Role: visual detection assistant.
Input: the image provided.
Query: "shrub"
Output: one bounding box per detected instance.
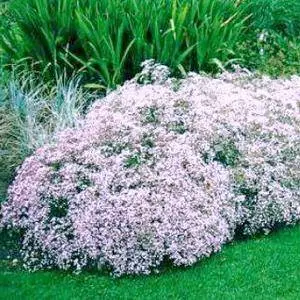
[237,0,300,76]
[241,0,300,37]
[237,30,300,76]
[0,0,247,87]
[1,62,300,276]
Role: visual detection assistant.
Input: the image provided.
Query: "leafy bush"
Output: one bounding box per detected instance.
[1,62,299,275]
[241,0,300,37]
[0,0,247,87]
[237,30,300,76]
[237,0,300,76]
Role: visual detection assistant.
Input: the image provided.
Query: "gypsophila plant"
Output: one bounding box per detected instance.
[1,62,299,276]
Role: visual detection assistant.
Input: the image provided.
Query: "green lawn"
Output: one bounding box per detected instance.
[0,225,299,300]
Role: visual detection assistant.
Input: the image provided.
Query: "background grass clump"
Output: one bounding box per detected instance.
[0,0,248,87]
[0,69,93,201]
[1,0,300,84]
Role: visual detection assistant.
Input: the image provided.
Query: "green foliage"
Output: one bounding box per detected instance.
[204,140,240,167]
[280,178,300,190]
[237,0,300,76]
[51,162,62,172]
[237,30,300,76]
[0,0,80,80]
[141,135,155,148]
[241,0,300,37]
[238,185,259,206]
[1,0,300,82]
[102,141,130,157]
[169,120,188,134]
[49,197,69,218]
[76,173,92,192]
[213,140,240,167]
[142,107,160,124]
[124,152,142,168]
[0,0,248,88]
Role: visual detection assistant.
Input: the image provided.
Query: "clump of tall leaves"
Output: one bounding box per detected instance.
[0,0,248,88]
[0,68,92,200]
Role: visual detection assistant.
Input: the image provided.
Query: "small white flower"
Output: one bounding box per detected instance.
[12,259,19,266]
[258,30,268,42]
[259,48,265,56]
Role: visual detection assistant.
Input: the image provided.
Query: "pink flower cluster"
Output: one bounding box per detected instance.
[1,62,300,275]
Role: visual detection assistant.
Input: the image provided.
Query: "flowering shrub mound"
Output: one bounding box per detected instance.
[1,61,300,276]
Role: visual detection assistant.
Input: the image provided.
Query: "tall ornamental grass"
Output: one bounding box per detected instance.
[0,69,93,199]
[0,0,248,87]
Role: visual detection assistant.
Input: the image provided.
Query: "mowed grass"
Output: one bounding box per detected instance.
[0,225,299,300]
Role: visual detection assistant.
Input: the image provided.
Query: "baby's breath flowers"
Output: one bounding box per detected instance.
[1,62,299,276]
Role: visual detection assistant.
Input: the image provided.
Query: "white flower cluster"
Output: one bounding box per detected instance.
[1,63,299,276]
